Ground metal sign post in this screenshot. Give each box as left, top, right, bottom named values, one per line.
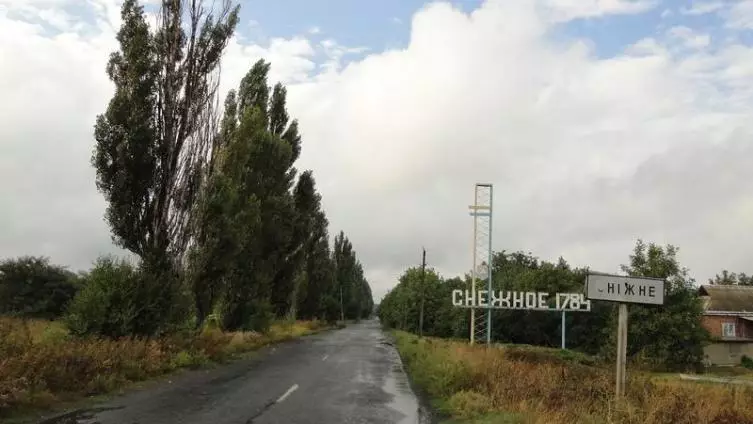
left=561, top=310, right=566, bottom=349
left=468, top=184, right=493, bottom=345
left=585, top=273, right=666, bottom=399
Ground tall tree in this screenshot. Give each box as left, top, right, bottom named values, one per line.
left=613, top=240, right=709, bottom=371
left=187, top=92, right=261, bottom=328
left=265, top=81, right=304, bottom=317
left=333, top=232, right=352, bottom=319
left=709, top=270, right=753, bottom=285
left=288, top=171, right=324, bottom=318
left=91, top=0, right=239, bottom=335
left=188, top=58, right=368, bottom=329
left=297, top=209, right=336, bottom=320
left=208, top=60, right=303, bottom=330
left=332, top=232, right=374, bottom=320
left=378, top=267, right=458, bottom=335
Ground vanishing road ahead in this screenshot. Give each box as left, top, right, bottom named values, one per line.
left=37, top=320, right=430, bottom=424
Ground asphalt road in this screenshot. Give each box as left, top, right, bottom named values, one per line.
left=36, top=320, right=431, bottom=424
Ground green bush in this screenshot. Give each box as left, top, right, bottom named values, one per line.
left=247, top=300, right=274, bottom=333
left=741, top=355, right=753, bottom=370
left=0, top=256, right=79, bottom=319
left=65, top=256, right=145, bottom=338
left=65, top=256, right=192, bottom=338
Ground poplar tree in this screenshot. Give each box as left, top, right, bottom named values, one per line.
left=91, top=0, right=239, bottom=335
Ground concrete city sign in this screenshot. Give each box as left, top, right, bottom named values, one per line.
left=452, top=289, right=592, bottom=312
left=586, top=274, right=665, bottom=306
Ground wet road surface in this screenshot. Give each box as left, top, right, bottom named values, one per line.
left=36, top=320, right=431, bottom=424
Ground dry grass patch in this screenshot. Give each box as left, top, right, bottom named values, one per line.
left=393, top=331, right=753, bottom=424
left=0, top=317, right=328, bottom=417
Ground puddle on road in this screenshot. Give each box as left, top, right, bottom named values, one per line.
left=37, top=406, right=124, bottom=424
left=382, top=352, right=432, bottom=424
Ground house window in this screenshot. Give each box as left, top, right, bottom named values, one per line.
left=723, top=322, right=736, bottom=338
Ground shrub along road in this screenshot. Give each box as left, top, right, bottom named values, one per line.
left=33, top=321, right=430, bottom=424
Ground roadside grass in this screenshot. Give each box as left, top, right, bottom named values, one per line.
left=703, top=366, right=753, bottom=379
left=0, top=317, right=330, bottom=418
left=644, top=363, right=753, bottom=387
left=393, top=331, right=753, bottom=424
left=440, top=412, right=527, bottom=424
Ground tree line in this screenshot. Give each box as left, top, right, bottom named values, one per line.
left=0, top=0, right=373, bottom=337
left=378, top=240, right=724, bottom=371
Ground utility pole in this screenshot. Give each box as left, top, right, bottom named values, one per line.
left=419, top=247, right=426, bottom=337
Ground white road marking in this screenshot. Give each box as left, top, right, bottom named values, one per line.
left=276, top=384, right=299, bottom=403
left=322, top=354, right=329, bottom=361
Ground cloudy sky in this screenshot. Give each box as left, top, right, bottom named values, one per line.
left=1, top=0, right=753, bottom=300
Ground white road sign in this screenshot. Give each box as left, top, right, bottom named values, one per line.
left=451, top=289, right=591, bottom=311
left=586, top=274, right=665, bottom=305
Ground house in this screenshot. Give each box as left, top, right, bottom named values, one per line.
left=698, top=285, right=753, bottom=366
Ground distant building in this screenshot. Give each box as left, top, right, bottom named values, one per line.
left=698, top=285, right=753, bottom=366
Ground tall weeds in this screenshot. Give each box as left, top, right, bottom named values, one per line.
left=393, top=331, right=753, bottom=424
left=0, top=317, right=326, bottom=416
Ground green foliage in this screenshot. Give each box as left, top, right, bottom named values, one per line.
left=188, top=98, right=262, bottom=328
left=204, top=60, right=300, bottom=330
left=709, top=270, right=753, bottom=285
left=333, top=232, right=374, bottom=320
left=188, top=59, right=373, bottom=331
left=486, top=254, right=604, bottom=349
left=91, top=0, right=239, bottom=336
left=0, top=9, right=373, bottom=389
left=741, top=355, right=753, bottom=370
left=296, top=209, right=337, bottom=321
left=379, top=268, right=467, bottom=338
left=380, top=240, right=709, bottom=371
left=92, top=0, right=158, bottom=256
left=606, top=240, right=709, bottom=371
left=65, top=256, right=188, bottom=338
left=0, top=256, right=79, bottom=319
left=43, top=0, right=375, bottom=340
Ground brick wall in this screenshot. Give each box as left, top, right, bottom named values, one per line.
left=702, top=315, right=753, bottom=339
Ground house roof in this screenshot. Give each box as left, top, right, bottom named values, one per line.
left=698, top=285, right=753, bottom=313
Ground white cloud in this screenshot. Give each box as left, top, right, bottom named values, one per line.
left=0, top=0, right=118, bottom=34
left=220, top=36, right=317, bottom=95
left=0, top=0, right=119, bottom=270
left=2, top=0, right=753, bottom=301
left=680, top=1, right=724, bottom=15
left=540, top=0, right=656, bottom=22
left=317, top=39, right=368, bottom=73
left=667, top=25, right=711, bottom=49
left=308, top=26, right=321, bottom=34
left=723, top=0, right=753, bottom=30
left=283, top=1, right=753, bottom=298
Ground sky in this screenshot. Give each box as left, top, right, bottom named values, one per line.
left=1, top=0, right=753, bottom=301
